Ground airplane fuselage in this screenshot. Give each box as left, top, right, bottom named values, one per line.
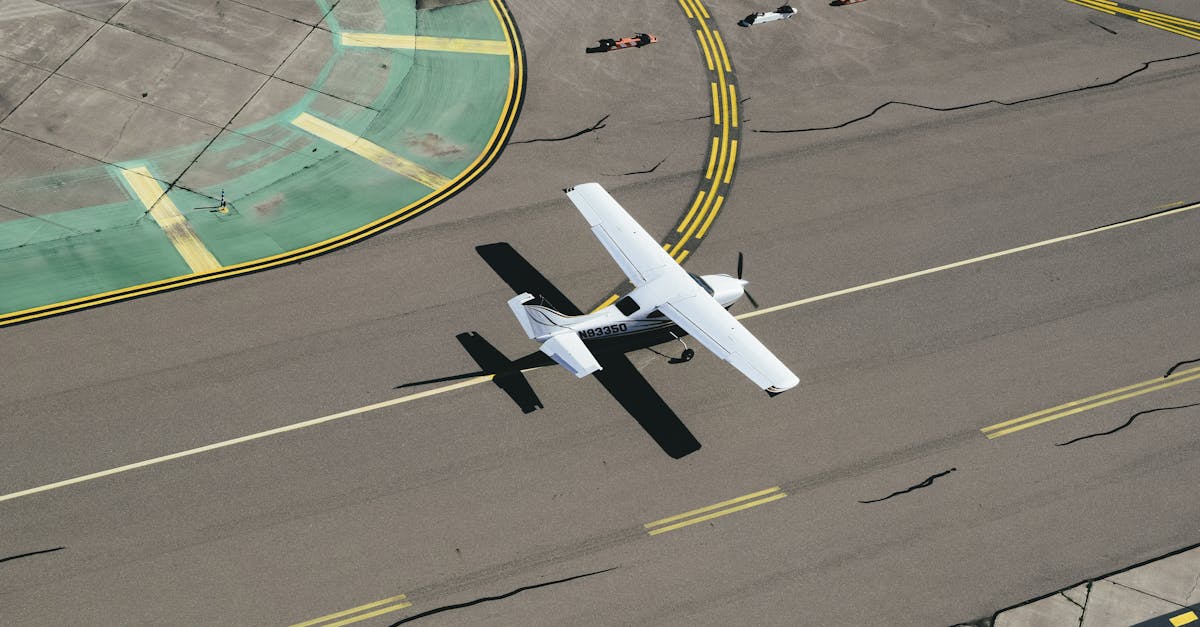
left=552, top=272, right=747, bottom=345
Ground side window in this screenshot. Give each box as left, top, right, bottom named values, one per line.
left=615, top=296, right=640, bottom=316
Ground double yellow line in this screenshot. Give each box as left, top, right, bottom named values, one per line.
left=291, top=593, right=411, bottom=627
left=982, top=365, right=1200, bottom=439
left=644, top=486, right=786, bottom=535
left=1067, top=0, right=1200, bottom=41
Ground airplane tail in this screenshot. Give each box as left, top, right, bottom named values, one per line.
left=507, top=293, right=580, bottom=340
left=507, top=293, right=602, bottom=378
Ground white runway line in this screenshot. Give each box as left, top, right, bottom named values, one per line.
left=3, top=201, right=1197, bottom=503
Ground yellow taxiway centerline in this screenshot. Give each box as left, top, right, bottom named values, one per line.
left=291, top=594, right=410, bottom=627
left=120, top=167, right=221, bottom=274
left=291, top=113, right=450, bottom=189
left=341, top=33, right=510, bottom=55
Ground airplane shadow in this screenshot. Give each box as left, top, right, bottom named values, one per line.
left=396, top=243, right=702, bottom=459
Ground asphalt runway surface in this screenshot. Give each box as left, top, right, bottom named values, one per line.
left=3, top=1, right=1200, bottom=625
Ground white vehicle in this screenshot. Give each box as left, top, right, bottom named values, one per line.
left=508, top=183, right=800, bottom=396
left=738, top=5, right=796, bottom=27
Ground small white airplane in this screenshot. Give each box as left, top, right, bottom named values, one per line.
left=508, top=183, right=800, bottom=396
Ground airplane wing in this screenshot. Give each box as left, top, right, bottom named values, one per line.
left=565, top=182, right=799, bottom=394
left=658, top=291, right=799, bottom=394
left=565, top=183, right=676, bottom=286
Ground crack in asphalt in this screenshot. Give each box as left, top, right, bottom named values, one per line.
left=150, top=0, right=345, bottom=220
left=1089, top=19, right=1118, bottom=35
left=1108, top=579, right=1189, bottom=609
left=605, top=157, right=666, bottom=177
left=508, top=115, right=609, bottom=144
left=1055, top=403, right=1200, bottom=446
left=386, top=567, right=616, bottom=625
left=858, top=467, right=956, bottom=504
left=0, top=2, right=127, bottom=128
left=0, top=546, right=64, bottom=565
left=1165, top=358, right=1200, bottom=378
left=686, top=96, right=751, bottom=121
left=752, top=51, right=1200, bottom=134
left=1077, top=581, right=1092, bottom=627
left=1060, top=590, right=1084, bottom=611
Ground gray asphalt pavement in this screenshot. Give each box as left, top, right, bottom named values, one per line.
left=3, top=1, right=1200, bottom=625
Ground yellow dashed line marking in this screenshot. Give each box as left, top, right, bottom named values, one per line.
left=120, top=167, right=221, bottom=274
left=695, top=29, right=713, bottom=70
left=710, top=81, right=721, bottom=125
left=677, top=0, right=694, bottom=19
left=728, top=83, right=739, bottom=128
left=723, top=139, right=737, bottom=184
left=711, top=30, right=732, bottom=72
left=1066, top=0, right=1200, bottom=40
left=292, top=113, right=450, bottom=189
left=1171, top=611, right=1198, bottom=627
left=677, top=191, right=707, bottom=233
left=696, top=194, right=724, bottom=238
left=341, top=33, right=510, bottom=54
left=704, top=137, right=720, bottom=179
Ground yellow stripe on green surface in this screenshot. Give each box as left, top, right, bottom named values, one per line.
left=291, top=113, right=450, bottom=189
left=341, top=33, right=510, bottom=55
left=120, top=167, right=221, bottom=274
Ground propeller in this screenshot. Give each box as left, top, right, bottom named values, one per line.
left=736, top=252, right=760, bottom=309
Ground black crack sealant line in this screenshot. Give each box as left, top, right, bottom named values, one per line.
left=607, top=157, right=667, bottom=177
left=508, top=115, right=609, bottom=144
left=1055, top=403, right=1200, bottom=447
left=858, top=468, right=957, bottom=504
left=0, top=546, right=64, bottom=565
left=1165, top=358, right=1200, bottom=378
left=387, top=567, right=616, bottom=625
left=753, top=51, right=1200, bottom=134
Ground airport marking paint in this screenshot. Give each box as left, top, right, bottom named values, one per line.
left=0, top=0, right=525, bottom=328
left=120, top=166, right=221, bottom=273
left=594, top=0, right=741, bottom=309
left=341, top=33, right=510, bottom=55
left=291, top=113, right=451, bottom=189
left=644, top=487, right=787, bottom=535
left=3, top=201, right=1196, bottom=502
left=290, top=593, right=411, bottom=627
left=981, top=366, right=1200, bottom=439
left=1066, top=0, right=1200, bottom=41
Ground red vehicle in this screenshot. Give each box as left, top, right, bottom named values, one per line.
left=586, top=33, right=658, bottom=53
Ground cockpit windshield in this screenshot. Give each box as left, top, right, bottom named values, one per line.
left=689, top=272, right=714, bottom=296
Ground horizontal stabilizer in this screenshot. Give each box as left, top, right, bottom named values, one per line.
left=540, top=332, right=602, bottom=378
